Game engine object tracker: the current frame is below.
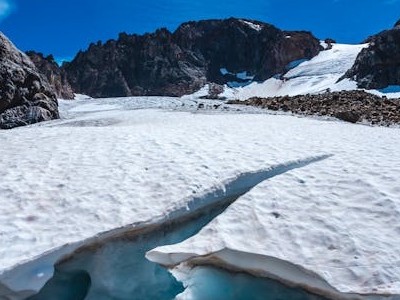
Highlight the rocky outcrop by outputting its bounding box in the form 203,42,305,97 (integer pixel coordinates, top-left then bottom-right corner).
228,91,400,126
63,28,206,98
343,22,400,89
0,32,59,129
26,51,75,99
63,18,321,98
199,83,226,100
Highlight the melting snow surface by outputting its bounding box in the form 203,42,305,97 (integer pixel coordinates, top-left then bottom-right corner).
1,97,399,297
0,97,323,275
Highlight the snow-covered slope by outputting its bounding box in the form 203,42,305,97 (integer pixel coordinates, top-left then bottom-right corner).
220,43,368,100
206,44,400,100
0,97,322,292
1,96,400,298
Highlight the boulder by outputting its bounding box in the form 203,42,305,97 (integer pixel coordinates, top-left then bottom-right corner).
334,110,360,123
0,32,59,129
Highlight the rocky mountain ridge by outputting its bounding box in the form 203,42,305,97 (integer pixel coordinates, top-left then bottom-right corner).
24,17,400,100
62,18,321,97
26,51,75,99
2,17,400,129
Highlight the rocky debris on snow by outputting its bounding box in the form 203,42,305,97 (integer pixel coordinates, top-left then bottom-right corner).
26,51,74,99
63,18,321,98
0,32,59,129
324,38,336,50
228,91,400,126
343,21,400,89
199,83,226,100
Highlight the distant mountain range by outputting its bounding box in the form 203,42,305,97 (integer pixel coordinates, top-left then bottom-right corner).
47,18,321,98
1,17,400,128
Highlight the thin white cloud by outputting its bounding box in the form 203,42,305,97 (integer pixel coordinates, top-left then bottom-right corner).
0,0,13,22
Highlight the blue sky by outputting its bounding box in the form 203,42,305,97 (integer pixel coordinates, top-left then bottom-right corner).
0,0,399,61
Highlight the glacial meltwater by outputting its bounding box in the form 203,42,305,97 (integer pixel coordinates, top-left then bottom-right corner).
21,157,331,300
26,200,327,300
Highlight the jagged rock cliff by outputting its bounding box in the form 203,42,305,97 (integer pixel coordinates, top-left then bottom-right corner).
343,20,400,89
63,18,321,97
0,32,59,129
26,51,75,99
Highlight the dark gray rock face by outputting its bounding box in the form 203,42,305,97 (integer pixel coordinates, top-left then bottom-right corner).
63,18,321,98
0,32,59,129
26,51,75,99
343,23,400,89
64,28,205,98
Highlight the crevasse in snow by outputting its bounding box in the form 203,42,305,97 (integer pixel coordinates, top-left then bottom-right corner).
147,112,400,298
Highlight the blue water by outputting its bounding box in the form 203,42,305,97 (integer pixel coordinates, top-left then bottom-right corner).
286,59,309,71
378,85,400,94
183,266,327,300
28,200,236,300
29,202,327,300
28,156,332,300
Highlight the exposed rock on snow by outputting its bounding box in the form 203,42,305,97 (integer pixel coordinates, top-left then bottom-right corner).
198,83,226,100
228,90,400,126
0,32,59,129
26,51,75,100
63,18,321,97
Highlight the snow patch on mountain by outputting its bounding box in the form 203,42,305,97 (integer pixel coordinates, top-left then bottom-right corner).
240,20,263,31
219,43,368,100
